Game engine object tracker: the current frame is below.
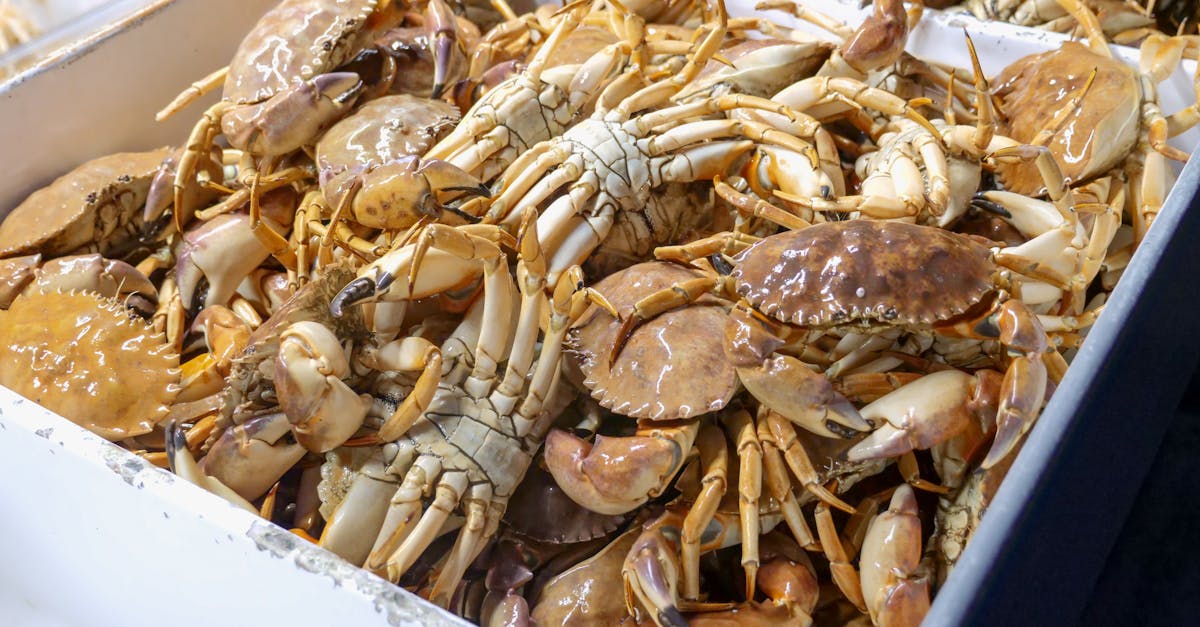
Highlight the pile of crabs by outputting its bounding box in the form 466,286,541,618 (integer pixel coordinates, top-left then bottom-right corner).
0,0,1195,624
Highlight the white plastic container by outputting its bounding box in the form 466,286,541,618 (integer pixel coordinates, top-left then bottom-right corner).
1,1,1197,625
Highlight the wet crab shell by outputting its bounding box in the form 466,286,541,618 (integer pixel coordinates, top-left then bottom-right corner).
316,94,461,209
566,261,738,421
0,291,178,440
0,148,171,259
223,0,405,104
733,221,995,328
992,41,1139,195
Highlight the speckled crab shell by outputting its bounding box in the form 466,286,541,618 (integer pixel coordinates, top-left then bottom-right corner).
223,0,404,104
732,221,995,328
566,261,737,421
0,148,171,259
0,291,178,440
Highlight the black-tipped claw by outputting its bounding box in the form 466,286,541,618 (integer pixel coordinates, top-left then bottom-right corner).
659,607,688,627
330,276,379,318
444,205,482,223
165,418,185,473
442,184,492,199
971,194,1012,218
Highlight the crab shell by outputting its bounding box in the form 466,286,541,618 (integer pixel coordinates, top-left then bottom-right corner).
223,0,405,104
992,41,1139,195
316,94,461,211
566,261,737,421
0,148,171,259
0,291,178,440
733,221,995,328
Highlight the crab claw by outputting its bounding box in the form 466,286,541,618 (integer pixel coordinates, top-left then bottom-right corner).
726,304,869,438
198,412,306,501
353,156,488,229
274,321,372,453
544,422,698,516
846,370,976,462
425,0,462,99
623,527,688,627
330,276,381,317
222,72,363,155
860,485,930,626
176,213,272,311
840,0,908,74
28,254,157,302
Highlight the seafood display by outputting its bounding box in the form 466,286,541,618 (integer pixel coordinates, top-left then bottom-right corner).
2,0,1197,625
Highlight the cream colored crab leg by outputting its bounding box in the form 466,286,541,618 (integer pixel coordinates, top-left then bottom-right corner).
492,211,547,408
762,411,855,513
428,483,492,607
386,470,469,581
489,150,583,225
758,420,819,552
364,336,443,442
365,451,436,574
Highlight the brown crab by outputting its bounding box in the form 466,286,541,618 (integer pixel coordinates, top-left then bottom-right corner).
621,220,1059,471
314,94,483,236
0,291,178,440
0,148,172,259
549,260,739,507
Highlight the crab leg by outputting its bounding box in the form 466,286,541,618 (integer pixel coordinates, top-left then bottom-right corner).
428,483,493,607
815,501,867,613
365,452,437,575
762,410,855,513
386,471,469,582
727,408,763,601
757,418,819,551
679,424,728,601
362,336,443,442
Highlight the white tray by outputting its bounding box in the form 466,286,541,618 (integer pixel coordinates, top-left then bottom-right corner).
1,1,1196,625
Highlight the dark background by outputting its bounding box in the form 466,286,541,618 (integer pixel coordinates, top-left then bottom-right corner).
1081,367,1200,626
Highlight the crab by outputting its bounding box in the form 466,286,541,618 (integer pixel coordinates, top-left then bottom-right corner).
314,214,610,605
0,253,157,310
313,94,480,239
0,290,179,440
990,0,1198,240
620,219,1064,471
161,0,411,225
0,148,172,260
816,485,931,626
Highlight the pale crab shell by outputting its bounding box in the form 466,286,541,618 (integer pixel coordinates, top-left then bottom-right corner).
566,261,737,421
223,0,404,104
315,94,461,211
733,221,995,328
0,148,171,258
0,291,178,440
992,41,1139,195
